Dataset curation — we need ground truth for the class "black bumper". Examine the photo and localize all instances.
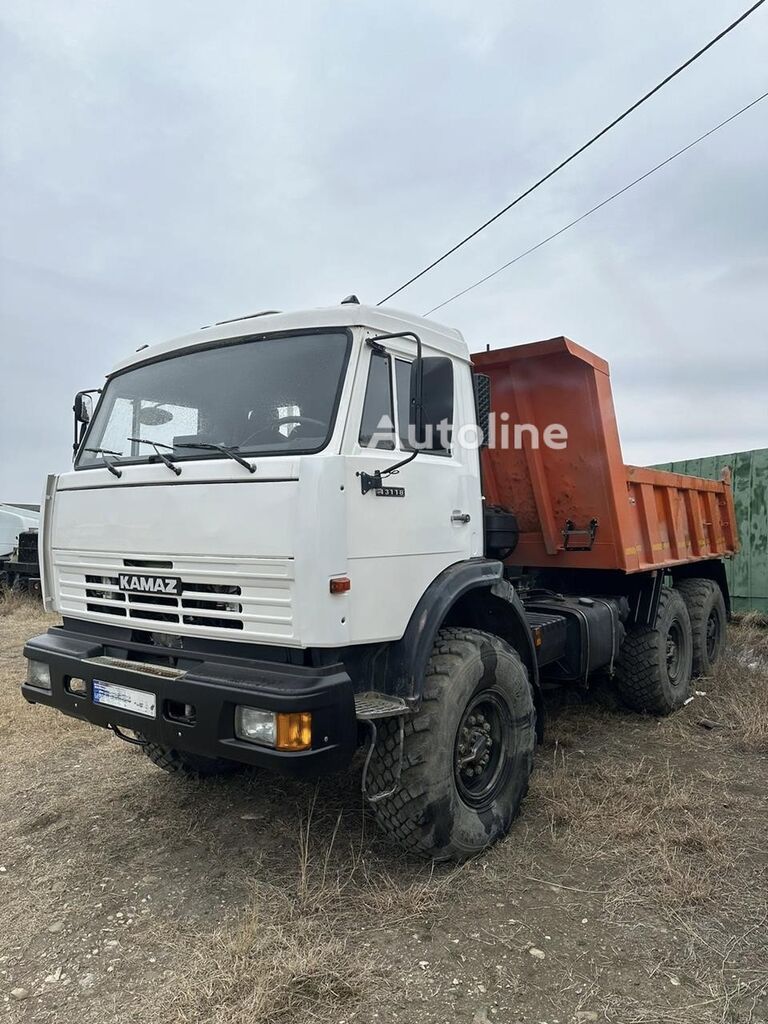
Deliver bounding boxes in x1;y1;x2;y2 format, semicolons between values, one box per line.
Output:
22;627;357;776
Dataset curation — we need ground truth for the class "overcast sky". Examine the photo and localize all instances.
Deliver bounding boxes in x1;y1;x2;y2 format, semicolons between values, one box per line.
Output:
1;0;766;499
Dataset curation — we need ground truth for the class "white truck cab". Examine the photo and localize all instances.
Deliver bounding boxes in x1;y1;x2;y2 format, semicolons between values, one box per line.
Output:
47;303;482;648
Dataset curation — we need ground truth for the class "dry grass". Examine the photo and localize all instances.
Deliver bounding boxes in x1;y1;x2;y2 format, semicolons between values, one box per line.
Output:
530;623;768;917
0;588;51;621
536;751;738;912
1;601;767;1024
0;590;59;634
696;612;768;752
171;790;467;1024
174;889;366;1024
0;589;24;617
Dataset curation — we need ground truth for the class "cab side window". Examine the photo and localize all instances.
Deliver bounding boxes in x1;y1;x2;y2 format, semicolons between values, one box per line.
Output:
395;356;454;454
359;351;395;449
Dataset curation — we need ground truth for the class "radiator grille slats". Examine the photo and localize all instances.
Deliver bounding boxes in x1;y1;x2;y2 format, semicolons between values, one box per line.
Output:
55;551;295;641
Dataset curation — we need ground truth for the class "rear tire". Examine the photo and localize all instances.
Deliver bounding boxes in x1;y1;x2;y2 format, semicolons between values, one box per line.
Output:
675;578;727;676
614;586;693;715
138;738;242;778
367;628;536;861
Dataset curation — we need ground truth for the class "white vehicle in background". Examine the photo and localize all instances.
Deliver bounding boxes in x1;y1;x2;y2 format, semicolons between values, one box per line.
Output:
0;503;40;592
0;503;39;558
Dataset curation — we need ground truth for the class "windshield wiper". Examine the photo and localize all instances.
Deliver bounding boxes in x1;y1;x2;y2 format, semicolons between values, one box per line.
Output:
127;437;181;476
174;442;256;474
83;447;123;478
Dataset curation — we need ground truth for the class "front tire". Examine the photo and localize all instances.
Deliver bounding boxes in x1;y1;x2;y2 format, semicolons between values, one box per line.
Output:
138;739;242;778
614;586;693;714
367;628;536;861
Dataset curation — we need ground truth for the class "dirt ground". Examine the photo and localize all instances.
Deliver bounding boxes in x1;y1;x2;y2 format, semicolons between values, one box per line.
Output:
1;597;767;1024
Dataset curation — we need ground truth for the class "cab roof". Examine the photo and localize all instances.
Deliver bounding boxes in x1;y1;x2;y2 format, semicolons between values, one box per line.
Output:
110;303;469;376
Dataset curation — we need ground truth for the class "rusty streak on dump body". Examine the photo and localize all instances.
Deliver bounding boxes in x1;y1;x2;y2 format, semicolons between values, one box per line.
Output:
471;337;739;574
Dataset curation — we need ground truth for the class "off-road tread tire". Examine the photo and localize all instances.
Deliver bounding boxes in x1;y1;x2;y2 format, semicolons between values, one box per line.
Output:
614;586;693;715
367;627;535;862
138;739;241;778
675;578;727;677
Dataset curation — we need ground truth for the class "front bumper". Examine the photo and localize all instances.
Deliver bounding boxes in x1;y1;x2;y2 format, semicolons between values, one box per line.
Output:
22;626;356;776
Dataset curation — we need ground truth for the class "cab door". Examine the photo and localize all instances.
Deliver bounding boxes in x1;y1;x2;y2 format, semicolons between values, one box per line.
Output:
343;335;482;644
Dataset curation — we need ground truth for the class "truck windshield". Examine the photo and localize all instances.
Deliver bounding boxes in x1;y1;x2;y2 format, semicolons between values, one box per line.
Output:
77;330;351;468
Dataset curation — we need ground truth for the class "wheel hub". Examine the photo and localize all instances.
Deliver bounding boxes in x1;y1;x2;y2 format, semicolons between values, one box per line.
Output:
666;621;682;682
457;712;493;777
453;692;512;808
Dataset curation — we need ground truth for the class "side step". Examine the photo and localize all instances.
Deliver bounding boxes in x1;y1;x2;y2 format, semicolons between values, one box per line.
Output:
354;692;410;720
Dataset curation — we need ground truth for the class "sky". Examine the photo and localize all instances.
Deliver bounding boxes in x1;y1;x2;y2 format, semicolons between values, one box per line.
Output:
1;0;766;500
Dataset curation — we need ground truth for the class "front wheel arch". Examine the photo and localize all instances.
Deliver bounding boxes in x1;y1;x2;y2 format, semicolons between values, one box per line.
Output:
444;581;544;740
387;561;543;739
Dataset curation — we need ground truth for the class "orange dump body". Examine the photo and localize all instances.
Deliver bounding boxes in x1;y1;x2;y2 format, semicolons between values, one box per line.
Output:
471;338;738;574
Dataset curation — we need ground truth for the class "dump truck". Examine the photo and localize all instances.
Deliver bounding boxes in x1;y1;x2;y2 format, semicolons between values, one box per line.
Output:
21;302;738;860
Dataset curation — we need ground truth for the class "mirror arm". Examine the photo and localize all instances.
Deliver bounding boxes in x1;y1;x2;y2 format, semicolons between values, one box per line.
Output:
366;329;423;440
382;449;419;477
357;331;423;496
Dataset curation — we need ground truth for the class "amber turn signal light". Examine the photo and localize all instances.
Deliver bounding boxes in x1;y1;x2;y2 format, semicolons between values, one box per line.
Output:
275;712;312;751
329;576;351;594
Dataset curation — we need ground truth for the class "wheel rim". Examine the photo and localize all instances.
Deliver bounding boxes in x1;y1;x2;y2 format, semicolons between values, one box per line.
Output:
666;620;683;684
705;608;721;661
454;690;510;809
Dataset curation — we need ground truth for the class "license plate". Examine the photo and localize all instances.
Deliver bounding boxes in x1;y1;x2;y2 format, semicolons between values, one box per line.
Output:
92;679;157;718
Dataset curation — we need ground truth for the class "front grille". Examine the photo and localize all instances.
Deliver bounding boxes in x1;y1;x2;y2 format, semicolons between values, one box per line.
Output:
84;569;243;629
56;551;294;641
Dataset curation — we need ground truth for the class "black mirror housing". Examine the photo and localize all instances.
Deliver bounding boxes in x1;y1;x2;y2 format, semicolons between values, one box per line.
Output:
73;392;91;424
72;389;100;456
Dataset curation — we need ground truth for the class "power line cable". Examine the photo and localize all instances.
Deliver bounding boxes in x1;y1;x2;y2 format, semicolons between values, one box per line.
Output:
377;0;766;305
423;90;768;316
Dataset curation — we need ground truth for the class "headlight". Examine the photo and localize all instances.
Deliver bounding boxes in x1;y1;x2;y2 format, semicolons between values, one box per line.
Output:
235;707;276;746
26;659;52;691
234;707;312;751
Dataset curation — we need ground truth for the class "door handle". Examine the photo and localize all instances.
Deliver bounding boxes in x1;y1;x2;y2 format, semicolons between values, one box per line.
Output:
451;510;471;524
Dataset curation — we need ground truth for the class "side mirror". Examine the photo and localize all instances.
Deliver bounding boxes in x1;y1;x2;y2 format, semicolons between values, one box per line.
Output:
72;389;99;455
73;392;92;424
410;356;453;450
473;373;491;448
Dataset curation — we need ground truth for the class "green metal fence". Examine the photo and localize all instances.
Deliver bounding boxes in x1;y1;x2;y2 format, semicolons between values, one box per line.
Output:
652;448;767;612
